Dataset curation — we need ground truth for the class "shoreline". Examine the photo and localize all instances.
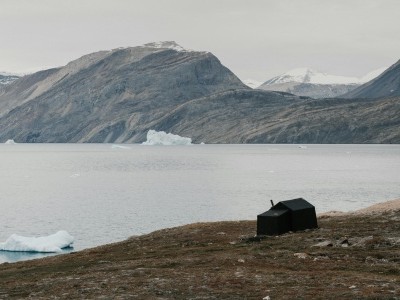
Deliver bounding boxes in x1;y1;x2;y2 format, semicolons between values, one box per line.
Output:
318;197;400;217
0;198;399;298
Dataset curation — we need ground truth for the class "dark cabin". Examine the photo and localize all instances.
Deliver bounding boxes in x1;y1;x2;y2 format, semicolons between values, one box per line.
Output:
257;198;318;235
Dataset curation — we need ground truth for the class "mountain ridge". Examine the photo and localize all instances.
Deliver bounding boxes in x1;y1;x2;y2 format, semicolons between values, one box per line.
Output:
0;42;398;143
343;60;400;99
0;42;250;143
256;67;387;98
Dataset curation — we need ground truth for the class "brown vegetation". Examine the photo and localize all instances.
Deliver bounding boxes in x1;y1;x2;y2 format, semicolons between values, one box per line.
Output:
0;208;399;299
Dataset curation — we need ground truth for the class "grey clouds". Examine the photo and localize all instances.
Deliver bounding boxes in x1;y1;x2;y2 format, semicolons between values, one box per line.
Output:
1;0;399;81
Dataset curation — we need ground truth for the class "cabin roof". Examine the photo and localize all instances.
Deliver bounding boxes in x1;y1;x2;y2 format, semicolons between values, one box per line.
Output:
273;198;314;211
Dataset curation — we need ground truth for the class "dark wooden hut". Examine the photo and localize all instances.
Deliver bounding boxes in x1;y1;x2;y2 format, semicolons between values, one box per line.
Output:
257;198;318;235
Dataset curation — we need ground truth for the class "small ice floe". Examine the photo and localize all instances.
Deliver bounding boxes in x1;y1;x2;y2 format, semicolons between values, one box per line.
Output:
142;130;192;146
70;173;80;178
111;144;130;150
5;139;17;144
0;231;74;253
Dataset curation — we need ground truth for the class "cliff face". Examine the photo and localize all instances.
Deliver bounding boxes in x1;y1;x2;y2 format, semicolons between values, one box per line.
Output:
0;44;398;144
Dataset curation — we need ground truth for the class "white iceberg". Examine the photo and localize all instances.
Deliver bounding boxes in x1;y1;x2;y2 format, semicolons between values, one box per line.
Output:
142;130;192;146
0;231;74;253
5;139;16;144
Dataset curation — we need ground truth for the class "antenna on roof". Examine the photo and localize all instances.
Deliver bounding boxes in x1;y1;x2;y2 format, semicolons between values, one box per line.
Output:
270;199;274;207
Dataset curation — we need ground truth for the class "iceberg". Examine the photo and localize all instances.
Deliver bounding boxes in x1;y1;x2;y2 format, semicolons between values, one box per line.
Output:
0;231;74;253
142;130;192;146
5;139;16;144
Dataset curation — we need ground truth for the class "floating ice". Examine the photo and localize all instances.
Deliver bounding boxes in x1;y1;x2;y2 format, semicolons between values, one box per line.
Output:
142;130;192;146
5;139;16;144
111;144;130;149
0;231;74;253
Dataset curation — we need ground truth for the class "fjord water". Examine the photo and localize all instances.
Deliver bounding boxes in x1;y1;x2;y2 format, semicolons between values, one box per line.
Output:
0;144;399;263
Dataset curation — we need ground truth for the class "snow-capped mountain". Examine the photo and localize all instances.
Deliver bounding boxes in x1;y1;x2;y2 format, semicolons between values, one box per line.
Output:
242;79;263;89
263;68;360;85
0;72;20;85
258;67;387;98
142;41;192;52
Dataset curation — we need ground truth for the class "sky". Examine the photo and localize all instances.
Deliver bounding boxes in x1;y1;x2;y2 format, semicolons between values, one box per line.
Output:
1;0;399;81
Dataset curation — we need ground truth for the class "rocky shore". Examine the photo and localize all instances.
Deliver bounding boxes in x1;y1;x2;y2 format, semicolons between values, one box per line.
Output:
0;199;399;299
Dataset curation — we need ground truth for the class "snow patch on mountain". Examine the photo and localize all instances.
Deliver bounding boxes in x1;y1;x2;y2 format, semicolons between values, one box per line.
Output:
143;41;190;52
265;68;360;85
0;71;19;77
0;72;20;85
243;79;262;89
263;66;388;86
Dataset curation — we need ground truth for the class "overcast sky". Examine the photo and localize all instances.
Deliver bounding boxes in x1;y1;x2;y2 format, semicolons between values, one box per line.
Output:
1;0;399;81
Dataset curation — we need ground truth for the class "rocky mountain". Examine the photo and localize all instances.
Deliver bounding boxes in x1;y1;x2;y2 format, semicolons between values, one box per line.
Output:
258;67;385;99
0;42;398;144
343;60;400;99
0;72;20;85
0;42;248;142
148;90;400;144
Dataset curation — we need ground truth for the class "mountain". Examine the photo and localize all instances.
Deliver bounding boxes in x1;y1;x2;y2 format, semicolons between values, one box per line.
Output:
147;90;400;144
262;68;360;85
0;42;398;144
0;41;249;142
0;72;20;85
242;79;262;89
359;67;388;83
343;60;400;99
258;67;386;99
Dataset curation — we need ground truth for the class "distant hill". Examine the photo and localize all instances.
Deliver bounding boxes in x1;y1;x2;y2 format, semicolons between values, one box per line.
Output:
343;60;400;99
258;67;385;99
0;42;398;144
242;79;263;89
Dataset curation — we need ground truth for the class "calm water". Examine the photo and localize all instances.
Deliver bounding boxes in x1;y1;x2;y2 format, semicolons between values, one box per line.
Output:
0;144;399;263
